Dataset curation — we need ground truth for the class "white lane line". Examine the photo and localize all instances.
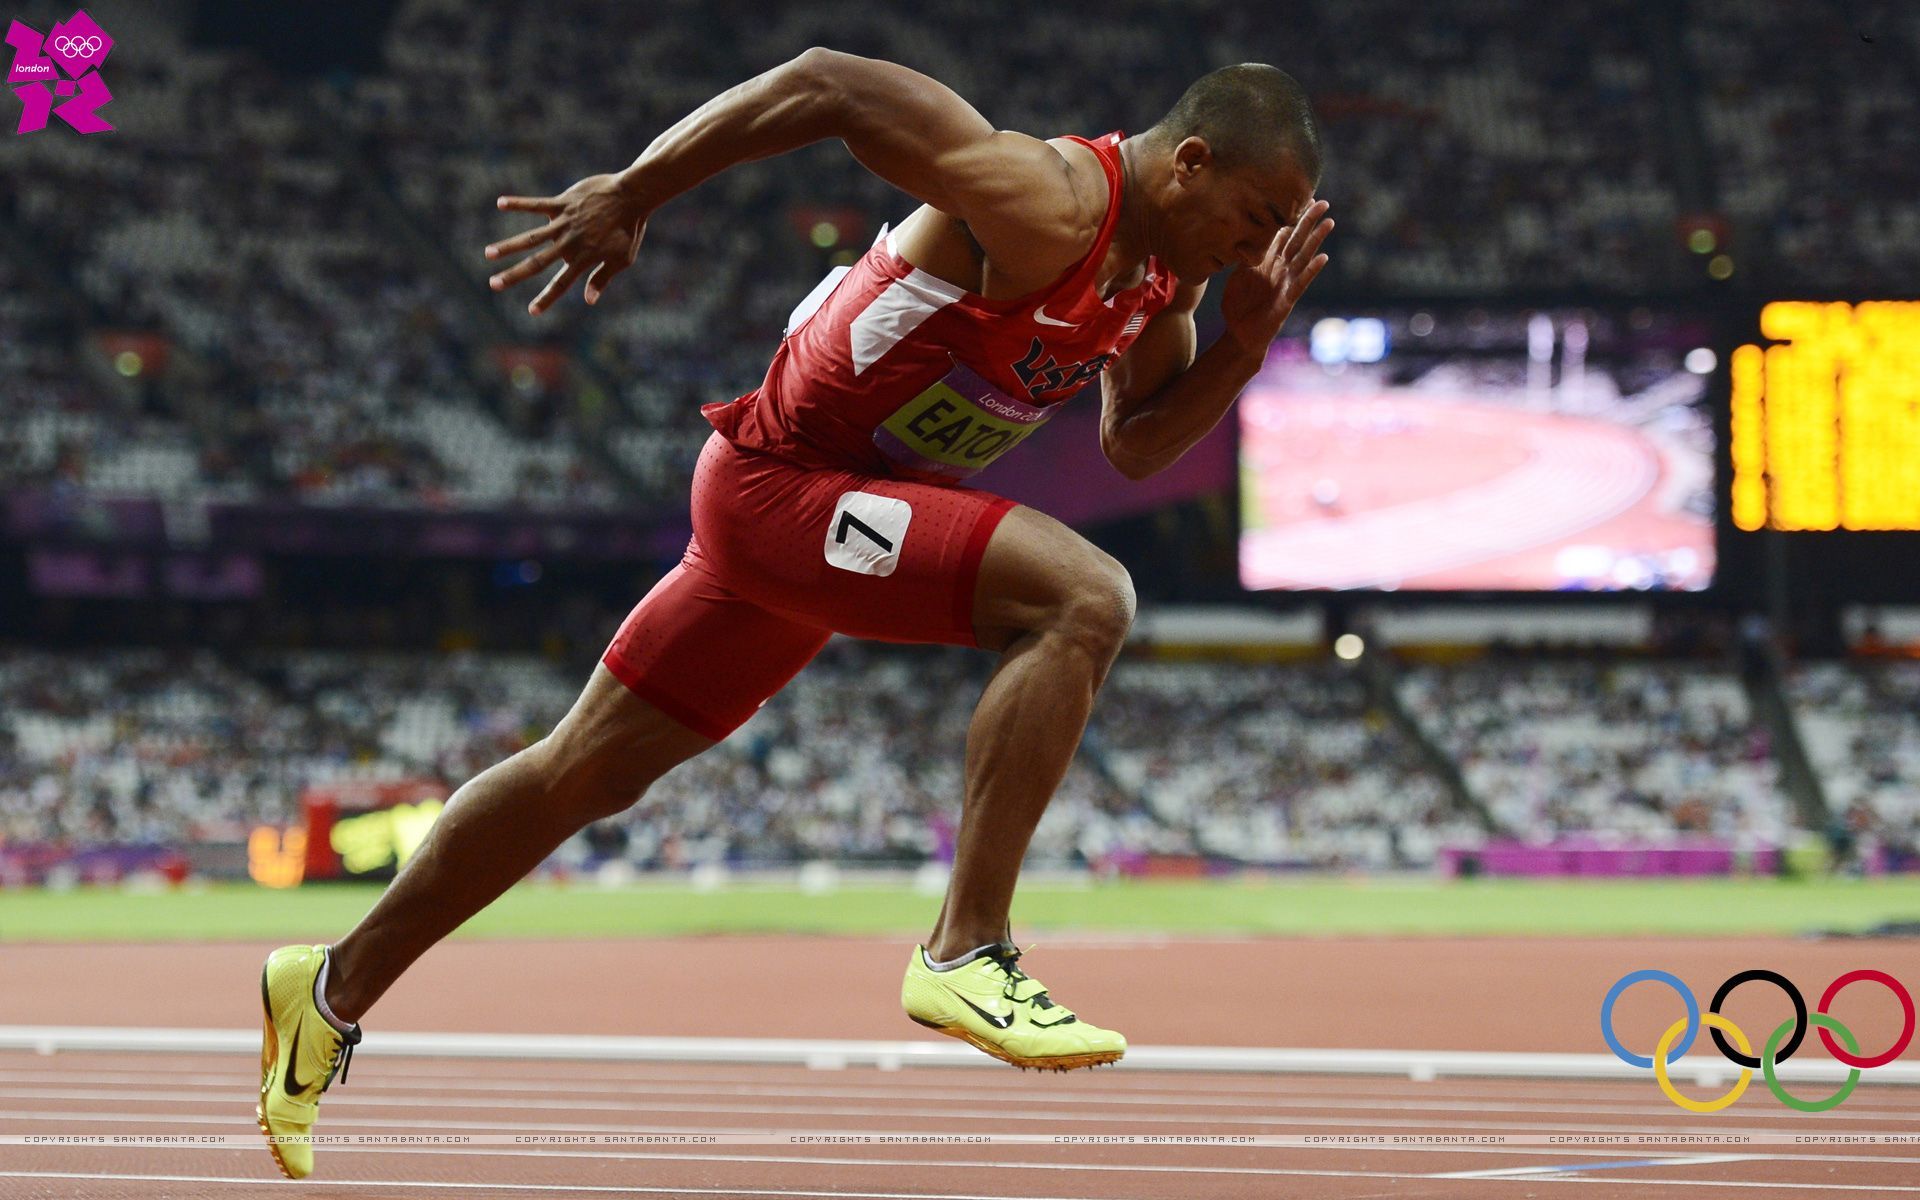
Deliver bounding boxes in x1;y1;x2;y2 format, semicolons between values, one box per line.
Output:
0;1142;1730;1179
345;1145;1920;1171
0;1171;1409;1196
15;1029;1907;1086
3;1075;1904;1121
6;1107;1920;1153
7;1064;1920;1122
16;1088;1915;1135
1433;1154;1760;1178
0;1087;1348;1126
13;1136;1920;1180
1;1074;1645;1114
10;1077;1915;1124
70;1141;1920;1181
12;1056;1914;1110
9;1166;1920;1196
0;1098;1904;1136
19;1069;1920;1120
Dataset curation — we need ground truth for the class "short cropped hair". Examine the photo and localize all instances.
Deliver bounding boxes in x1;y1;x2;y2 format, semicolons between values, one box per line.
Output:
1147;64;1323;184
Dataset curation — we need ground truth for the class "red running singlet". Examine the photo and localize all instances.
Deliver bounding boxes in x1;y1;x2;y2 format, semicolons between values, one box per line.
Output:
604;131;1179;739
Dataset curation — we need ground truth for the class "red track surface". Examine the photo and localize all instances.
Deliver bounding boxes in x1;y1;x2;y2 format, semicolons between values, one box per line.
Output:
4;936;1918;1197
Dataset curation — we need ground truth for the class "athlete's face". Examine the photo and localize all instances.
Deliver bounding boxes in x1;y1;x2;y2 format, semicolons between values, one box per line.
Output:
1160;138;1317;282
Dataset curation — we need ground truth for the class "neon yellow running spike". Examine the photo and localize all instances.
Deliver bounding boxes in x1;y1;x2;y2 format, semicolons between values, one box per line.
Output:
256;944;360;1180
901;942;1125;1071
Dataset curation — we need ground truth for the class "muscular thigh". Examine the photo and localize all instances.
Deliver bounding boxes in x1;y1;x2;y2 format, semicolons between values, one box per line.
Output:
689;432;1018;647
603;554;832;742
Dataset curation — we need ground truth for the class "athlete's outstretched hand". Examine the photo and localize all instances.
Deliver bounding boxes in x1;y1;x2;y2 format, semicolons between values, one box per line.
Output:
484;174;650;315
1218;199;1333;355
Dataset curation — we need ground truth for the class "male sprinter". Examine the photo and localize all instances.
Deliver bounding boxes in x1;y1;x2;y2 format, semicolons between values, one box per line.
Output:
256;49;1330;1178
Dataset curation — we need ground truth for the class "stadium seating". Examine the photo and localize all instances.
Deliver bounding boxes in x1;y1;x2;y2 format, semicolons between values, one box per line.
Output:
6;0;1913;511
0;645;1474;867
1789;661;1920;848
2;3;1908;875
12;641;1892;870
1189;0;1687;293
1090;659;1473;868
1398;659;1793;842
1685;0;1920;290
2;7;621;508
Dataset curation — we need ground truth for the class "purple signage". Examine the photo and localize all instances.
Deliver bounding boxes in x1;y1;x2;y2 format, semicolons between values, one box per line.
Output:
6;8;112;135
1439;838;1783;878
5;487;688;564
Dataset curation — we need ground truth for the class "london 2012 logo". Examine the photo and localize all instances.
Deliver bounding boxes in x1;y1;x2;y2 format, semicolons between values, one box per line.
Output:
5;8;112;135
1601;968;1915;1112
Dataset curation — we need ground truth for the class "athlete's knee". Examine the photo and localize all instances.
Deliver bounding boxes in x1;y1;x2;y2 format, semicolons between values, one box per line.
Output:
973;508;1135;656
1053;554;1136;662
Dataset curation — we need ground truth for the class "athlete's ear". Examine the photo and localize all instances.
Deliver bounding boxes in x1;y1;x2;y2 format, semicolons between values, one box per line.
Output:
1174;136;1214;185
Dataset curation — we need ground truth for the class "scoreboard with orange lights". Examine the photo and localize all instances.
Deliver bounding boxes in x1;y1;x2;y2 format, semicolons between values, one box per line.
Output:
1730;301;1920;532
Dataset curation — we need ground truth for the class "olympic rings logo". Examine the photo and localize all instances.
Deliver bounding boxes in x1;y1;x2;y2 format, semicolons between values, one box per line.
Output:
53;34;103;59
1601;969;1915;1112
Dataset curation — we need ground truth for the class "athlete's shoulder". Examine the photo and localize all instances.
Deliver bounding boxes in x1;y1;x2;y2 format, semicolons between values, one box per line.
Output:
943;131;1115;295
1041;134;1118;248
939;131;1107;290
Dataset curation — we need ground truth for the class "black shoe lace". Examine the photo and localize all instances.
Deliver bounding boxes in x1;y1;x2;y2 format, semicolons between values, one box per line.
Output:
983;943;1057;1010
324;1023;362;1091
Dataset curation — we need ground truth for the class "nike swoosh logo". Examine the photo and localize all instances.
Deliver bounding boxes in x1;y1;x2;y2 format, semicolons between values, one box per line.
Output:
283;1024;314;1095
954;993;1015;1029
1033;304;1078;328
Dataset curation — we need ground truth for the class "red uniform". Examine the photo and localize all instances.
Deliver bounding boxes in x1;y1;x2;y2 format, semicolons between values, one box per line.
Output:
603;131;1179;739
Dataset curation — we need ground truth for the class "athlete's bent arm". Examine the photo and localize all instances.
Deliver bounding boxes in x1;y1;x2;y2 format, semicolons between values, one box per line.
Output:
1099;200;1333;480
485;47;1097;314
1099;280;1224;482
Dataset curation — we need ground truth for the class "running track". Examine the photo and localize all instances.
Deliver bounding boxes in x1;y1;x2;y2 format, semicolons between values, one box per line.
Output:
5;1050;1920;1197
4;936;1917;1197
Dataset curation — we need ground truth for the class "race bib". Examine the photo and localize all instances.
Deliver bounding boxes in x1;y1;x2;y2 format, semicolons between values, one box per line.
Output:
824;491;911;576
873;358;1054;480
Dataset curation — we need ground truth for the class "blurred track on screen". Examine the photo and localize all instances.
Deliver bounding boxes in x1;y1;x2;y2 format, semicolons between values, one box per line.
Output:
1238;309;1717;592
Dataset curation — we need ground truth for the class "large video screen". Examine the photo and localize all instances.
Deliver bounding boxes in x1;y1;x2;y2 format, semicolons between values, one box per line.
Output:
1238;308;1717;592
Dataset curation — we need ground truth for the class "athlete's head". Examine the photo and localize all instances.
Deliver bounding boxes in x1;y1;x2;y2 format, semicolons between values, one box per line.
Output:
1138;64;1323;281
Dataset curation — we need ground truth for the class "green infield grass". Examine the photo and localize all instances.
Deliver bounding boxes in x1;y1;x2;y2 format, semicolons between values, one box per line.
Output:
5;874;1920;941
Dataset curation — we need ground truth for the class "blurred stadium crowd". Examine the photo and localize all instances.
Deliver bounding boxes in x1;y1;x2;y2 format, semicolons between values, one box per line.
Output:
3;0;1913;509
1401;662;1789;842
4;642;1913;872
1790;663;1920;854
4;1;1916;878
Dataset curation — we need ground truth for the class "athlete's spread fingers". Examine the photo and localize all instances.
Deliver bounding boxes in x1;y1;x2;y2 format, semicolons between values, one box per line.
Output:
1278;220;1305;265
1258;225;1289;273
496;195;564;214
1293;216;1335;267
1287;252;1329;301
1283;200;1330;261
583;259;623;306
529;259;587;315
1277;223;1331;289
485;221;561;261
490;243;565;291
